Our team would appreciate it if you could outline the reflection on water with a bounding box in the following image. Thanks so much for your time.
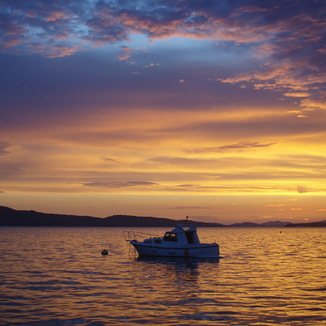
[137,255,220,266]
[0,227,325,325]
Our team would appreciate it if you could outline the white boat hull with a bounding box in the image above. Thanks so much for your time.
[131,241,220,258]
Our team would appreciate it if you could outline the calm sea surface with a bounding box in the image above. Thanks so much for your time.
[0,227,325,326]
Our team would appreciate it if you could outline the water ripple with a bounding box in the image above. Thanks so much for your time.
[0,227,325,326]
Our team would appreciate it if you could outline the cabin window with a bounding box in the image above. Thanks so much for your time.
[185,231,194,244]
[154,239,162,244]
[163,232,178,242]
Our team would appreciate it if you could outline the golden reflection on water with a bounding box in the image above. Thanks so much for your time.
[0,227,325,325]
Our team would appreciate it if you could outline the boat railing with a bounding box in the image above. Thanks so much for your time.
[123,230,161,242]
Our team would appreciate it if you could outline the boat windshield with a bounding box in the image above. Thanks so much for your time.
[185,231,194,244]
[163,232,178,242]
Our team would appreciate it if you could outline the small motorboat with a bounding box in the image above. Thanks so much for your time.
[124,218,220,258]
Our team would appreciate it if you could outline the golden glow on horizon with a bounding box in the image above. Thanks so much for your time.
[1,192,325,224]
[2,108,326,201]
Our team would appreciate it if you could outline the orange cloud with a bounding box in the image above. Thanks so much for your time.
[300,99,326,110]
[44,10,72,22]
[263,203,287,207]
[116,46,133,61]
[284,92,310,98]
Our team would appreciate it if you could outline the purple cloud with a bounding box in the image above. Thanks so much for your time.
[0,0,324,117]
[169,206,213,210]
[297,185,309,193]
[186,141,277,153]
[83,180,159,188]
[0,141,10,155]
[1,1,324,55]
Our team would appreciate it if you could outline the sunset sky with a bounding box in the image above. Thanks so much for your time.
[1,0,325,224]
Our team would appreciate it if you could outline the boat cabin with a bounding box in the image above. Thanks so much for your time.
[162,224,200,245]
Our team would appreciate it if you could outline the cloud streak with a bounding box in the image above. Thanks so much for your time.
[83,181,159,188]
[186,141,277,153]
[0,141,11,155]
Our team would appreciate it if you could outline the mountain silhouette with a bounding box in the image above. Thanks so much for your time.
[0,206,225,227]
[0,206,324,227]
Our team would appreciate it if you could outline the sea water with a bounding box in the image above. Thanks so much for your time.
[0,227,325,325]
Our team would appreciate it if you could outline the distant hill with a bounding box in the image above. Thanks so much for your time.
[230,222,260,227]
[0,206,226,227]
[0,206,324,227]
[0,206,103,227]
[284,221,326,227]
[230,221,290,227]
